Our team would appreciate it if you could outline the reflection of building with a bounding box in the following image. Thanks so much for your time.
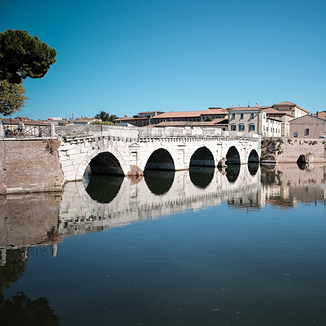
[260,163,326,207]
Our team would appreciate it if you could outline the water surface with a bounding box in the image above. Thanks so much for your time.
[1,163,326,325]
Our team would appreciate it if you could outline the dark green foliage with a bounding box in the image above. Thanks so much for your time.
[94,111,118,122]
[0,30,57,84]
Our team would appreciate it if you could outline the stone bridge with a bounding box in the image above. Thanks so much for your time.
[56,125,261,182]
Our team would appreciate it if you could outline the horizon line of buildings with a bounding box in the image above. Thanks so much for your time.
[2,100,326,138]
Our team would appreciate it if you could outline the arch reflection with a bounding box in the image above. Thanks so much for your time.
[226,164,240,183]
[144,170,175,195]
[248,163,259,176]
[86,175,124,203]
[189,166,215,189]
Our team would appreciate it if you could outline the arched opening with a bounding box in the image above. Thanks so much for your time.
[144,170,175,195]
[248,149,259,163]
[226,146,240,165]
[82,151,124,203]
[145,149,175,171]
[189,166,214,189]
[248,149,259,176]
[189,147,215,167]
[89,152,124,175]
[226,146,241,182]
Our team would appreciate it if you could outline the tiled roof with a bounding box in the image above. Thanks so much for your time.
[114,116,147,121]
[272,101,296,107]
[137,111,164,115]
[316,111,326,119]
[226,106,269,111]
[153,109,225,119]
[154,121,226,127]
[272,101,310,114]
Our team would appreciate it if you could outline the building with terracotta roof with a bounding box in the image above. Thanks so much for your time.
[114,111,165,127]
[315,111,326,120]
[271,101,309,118]
[226,101,310,137]
[153,118,228,130]
[151,108,226,125]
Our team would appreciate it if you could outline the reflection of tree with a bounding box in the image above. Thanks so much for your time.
[261,166,283,185]
[0,292,59,326]
[0,249,27,289]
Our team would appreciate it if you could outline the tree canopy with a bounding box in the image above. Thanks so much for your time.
[0,80,28,116]
[95,110,118,123]
[0,29,57,84]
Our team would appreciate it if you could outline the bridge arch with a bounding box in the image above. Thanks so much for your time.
[248,149,259,163]
[76,146,129,181]
[226,146,241,165]
[189,146,215,167]
[144,148,175,171]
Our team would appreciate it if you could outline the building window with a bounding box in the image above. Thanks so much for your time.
[240,113,244,120]
[250,113,254,119]
[231,124,236,131]
[239,124,245,131]
[249,124,255,131]
[294,132,298,137]
[305,128,309,136]
[231,113,235,120]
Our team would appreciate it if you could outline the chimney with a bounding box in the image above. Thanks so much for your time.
[316,111,319,118]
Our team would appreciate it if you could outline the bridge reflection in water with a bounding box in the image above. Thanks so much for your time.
[59,164,261,238]
[1,163,326,255]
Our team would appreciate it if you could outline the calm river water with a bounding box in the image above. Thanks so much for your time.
[1,163,326,325]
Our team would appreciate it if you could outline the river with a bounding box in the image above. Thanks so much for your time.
[1,163,326,325]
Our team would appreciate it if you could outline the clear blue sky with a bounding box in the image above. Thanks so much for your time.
[1,0,326,120]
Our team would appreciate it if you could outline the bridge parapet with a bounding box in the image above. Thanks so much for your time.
[56,125,261,182]
[56,125,261,141]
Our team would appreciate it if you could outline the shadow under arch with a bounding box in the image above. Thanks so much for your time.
[226,146,241,165]
[248,149,259,163]
[89,151,124,175]
[85,175,124,204]
[144,170,175,195]
[226,146,241,182]
[189,166,215,189]
[189,147,215,167]
[145,148,175,171]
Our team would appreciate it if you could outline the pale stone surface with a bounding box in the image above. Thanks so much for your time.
[56,125,261,182]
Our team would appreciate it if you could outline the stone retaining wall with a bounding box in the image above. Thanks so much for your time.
[0,138,64,195]
[262,138,326,163]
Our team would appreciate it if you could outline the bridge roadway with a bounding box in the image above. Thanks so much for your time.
[56,125,261,182]
[59,164,261,237]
